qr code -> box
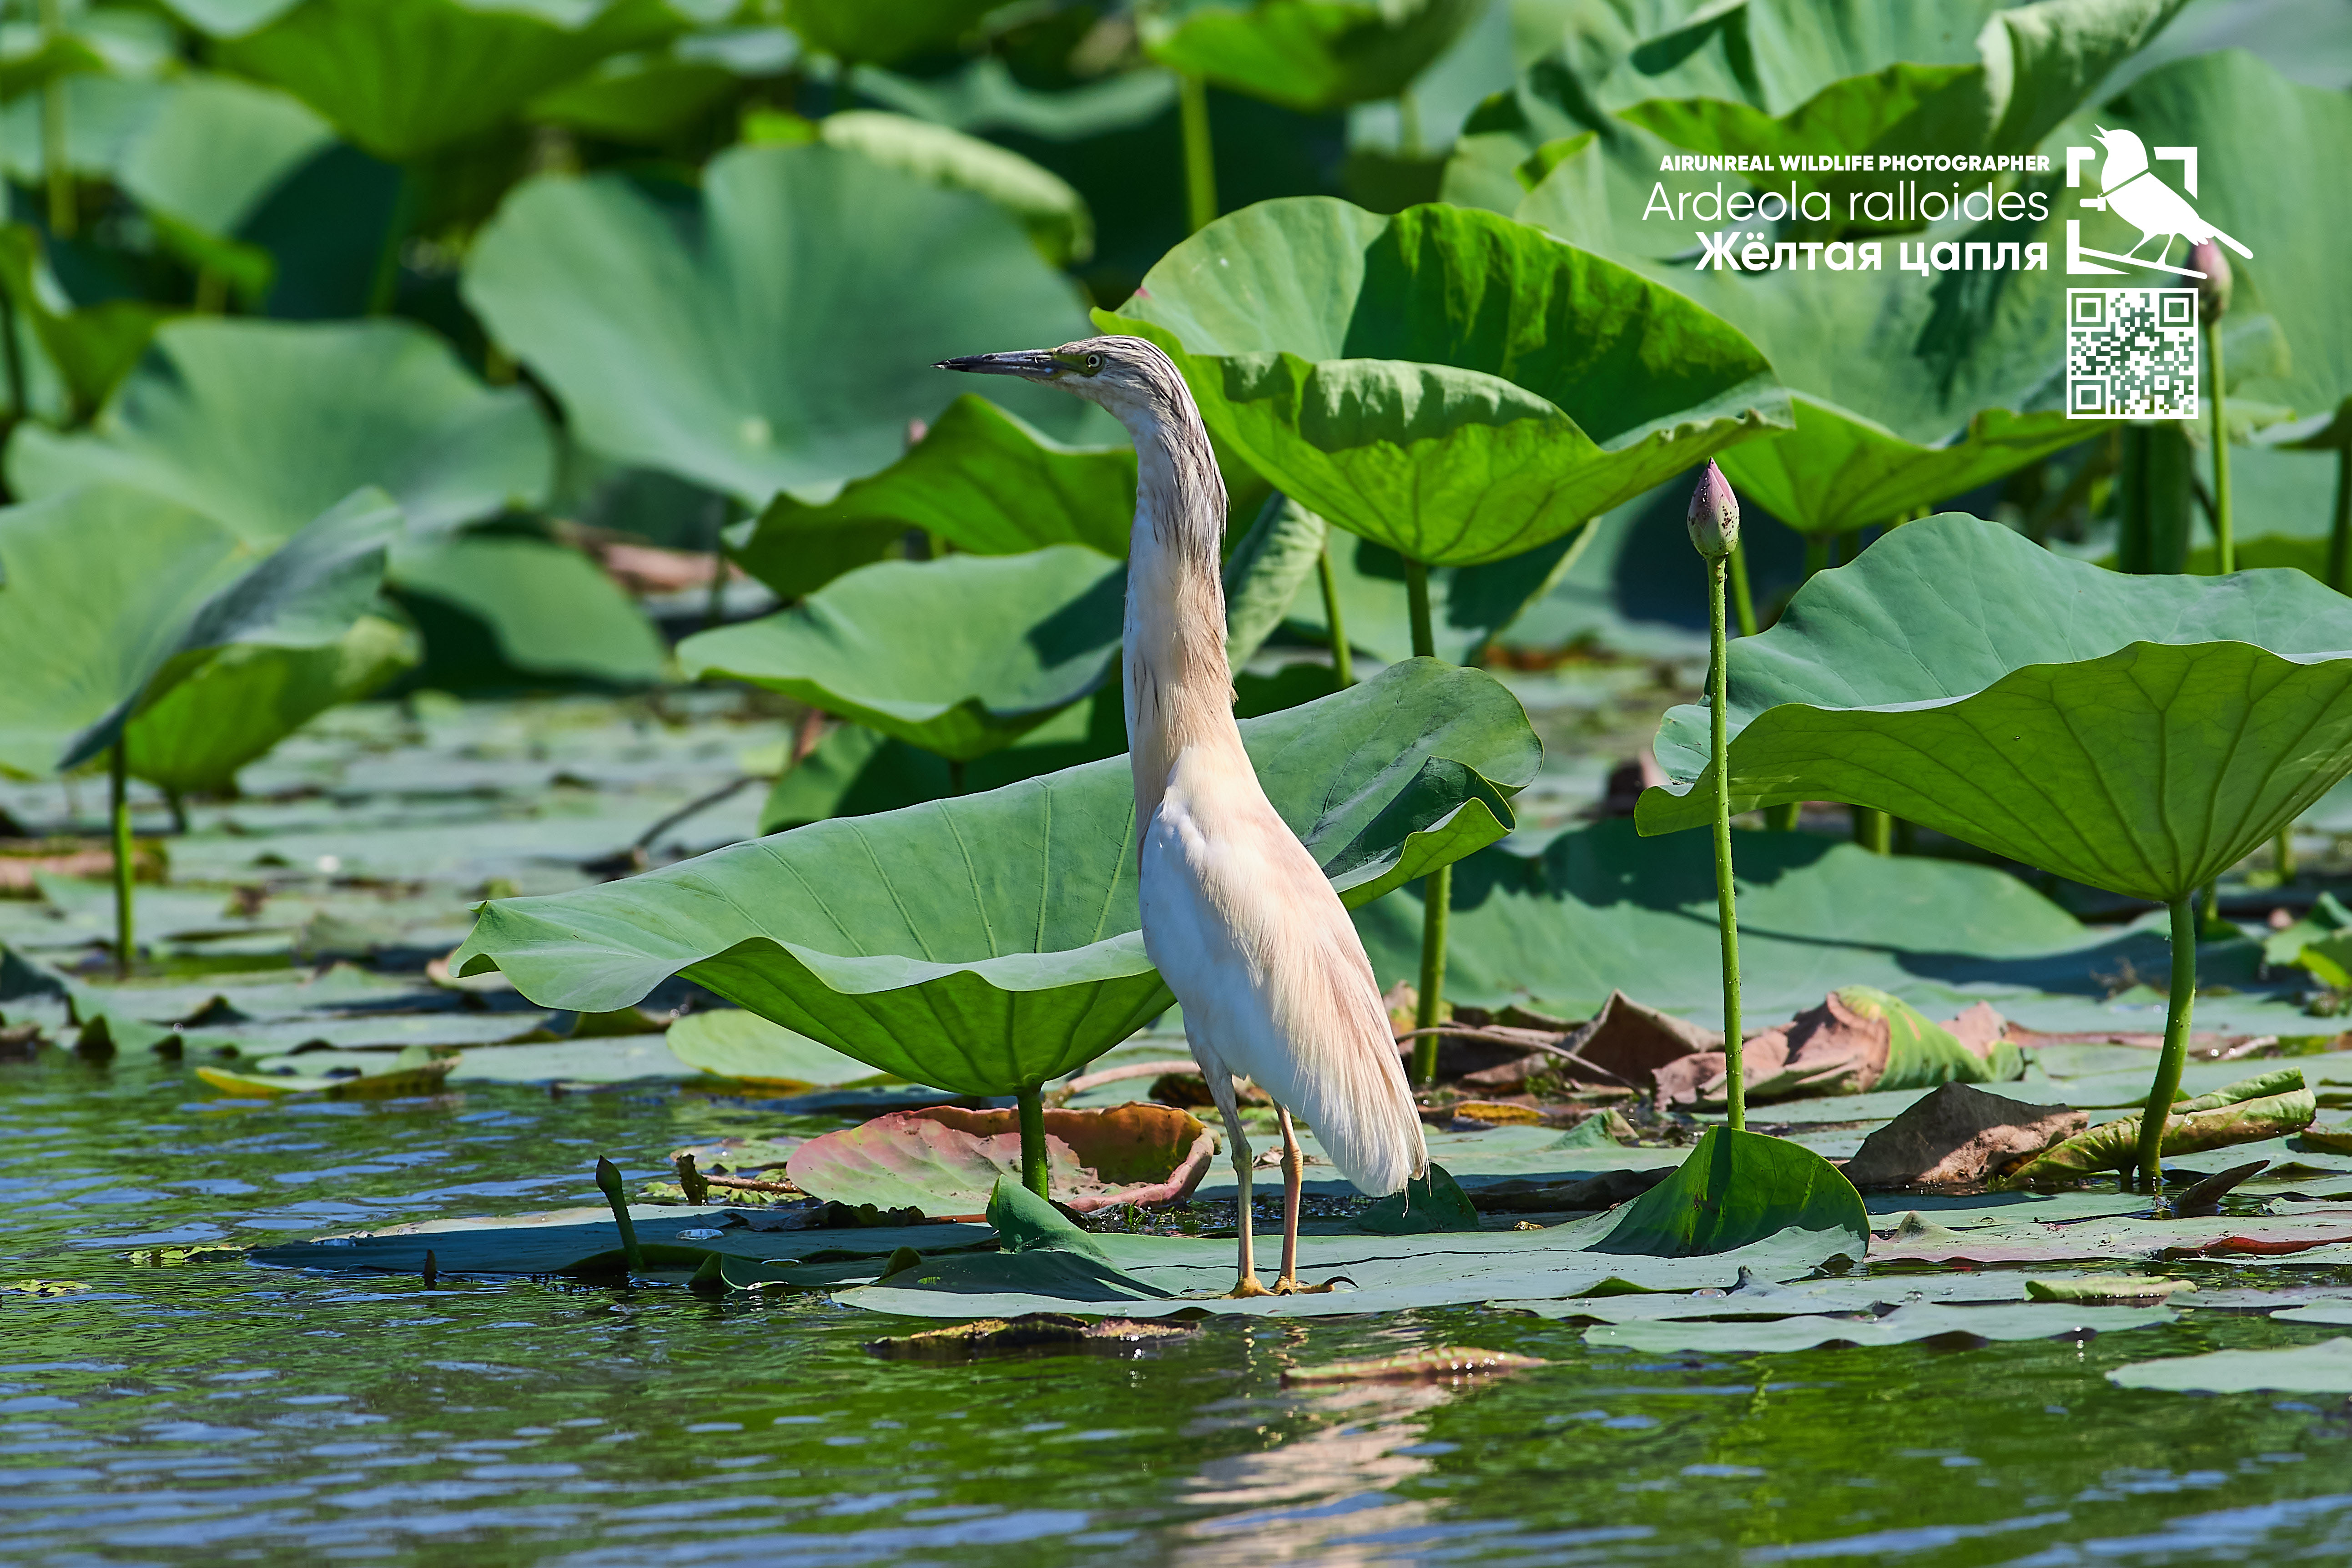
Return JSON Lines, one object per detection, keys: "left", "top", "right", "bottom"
{"left": 2066, "top": 288, "right": 2198, "bottom": 419}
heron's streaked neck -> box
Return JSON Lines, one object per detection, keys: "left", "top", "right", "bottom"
{"left": 1113, "top": 395, "right": 1240, "bottom": 830}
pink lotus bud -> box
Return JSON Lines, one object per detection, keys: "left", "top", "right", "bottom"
{"left": 2188, "top": 241, "right": 2230, "bottom": 319}
{"left": 1687, "top": 459, "right": 1740, "bottom": 558}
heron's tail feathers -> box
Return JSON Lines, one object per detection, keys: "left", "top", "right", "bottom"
{"left": 1271, "top": 937, "right": 1428, "bottom": 1199}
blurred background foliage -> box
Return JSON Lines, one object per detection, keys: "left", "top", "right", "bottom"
{"left": 0, "top": 0, "right": 2342, "bottom": 817}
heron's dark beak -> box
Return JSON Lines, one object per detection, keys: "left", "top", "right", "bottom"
{"left": 935, "top": 349, "right": 1060, "bottom": 381}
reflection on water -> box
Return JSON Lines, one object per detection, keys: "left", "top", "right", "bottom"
{"left": 1176, "top": 1367, "right": 1456, "bottom": 1567}
{"left": 1, "top": 1052, "right": 2349, "bottom": 1565}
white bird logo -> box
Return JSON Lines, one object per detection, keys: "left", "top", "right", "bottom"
{"left": 2082, "top": 126, "right": 2251, "bottom": 272}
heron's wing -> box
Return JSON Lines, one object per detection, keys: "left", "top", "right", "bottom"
{"left": 1138, "top": 750, "right": 1426, "bottom": 1196}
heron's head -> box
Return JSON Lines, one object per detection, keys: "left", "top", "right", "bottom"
{"left": 936, "top": 334, "right": 1184, "bottom": 422}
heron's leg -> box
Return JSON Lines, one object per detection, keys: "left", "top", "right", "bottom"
{"left": 1273, "top": 1105, "right": 1304, "bottom": 1292}
{"left": 1206, "top": 1072, "right": 1269, "bottom": 1298}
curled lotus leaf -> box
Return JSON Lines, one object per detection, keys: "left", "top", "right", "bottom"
{"left": 786, "top": 1103, "right": 1215, "bottom": 1217}
{"left": 1637, "top": 515, "right": 2352, "bottom": 904}
{"left": 1139, "top": 0, "right": 1480, "bottom": 114}
{"left": 1103, "top": 197, "right": 1789, "bottom": 567}
{"left": 450, "top": 659, "right": 1539, "bottom": 1095}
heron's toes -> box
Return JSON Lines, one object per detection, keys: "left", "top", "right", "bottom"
{"left": 1271, "top": 1276, "right": 1340, "bottom": 1296}
{"left": 1224, "top": 1276, "right": 1274, "bottom": 1299}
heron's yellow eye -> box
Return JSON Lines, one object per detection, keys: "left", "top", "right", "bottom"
{"left": 1084, "top": 353, "right": 1103, "bottom": 373}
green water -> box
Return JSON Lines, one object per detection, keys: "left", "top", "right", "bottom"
{"left": 5, "top": 1054, "right": 2350, "bottom": 1566}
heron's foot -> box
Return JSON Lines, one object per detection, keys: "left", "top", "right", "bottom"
{"left": 1224, "top": 1275, "right": 1274, "bottom": 1300}
{"left": 1272, "top": 1275, "right": 1341, "bottom": 1295}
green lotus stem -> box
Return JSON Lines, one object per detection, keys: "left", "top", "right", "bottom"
{"left": 1016, "top": 1084, "right": 1049, "bottom": 1199}
{"left": 2329, "top": 437, "right": 2351, "bottom": 594}
{"left": 1802, "top": 534, "right": 1828, "bottom": 580}
{"left": 1316, "top": 542, "right": 1353, "bottom": 686}
{"left": 1413, "top": 867, "right": 1450, "bottom": 1086}
{"left": 109, "top": 743, "right": 132, "bottom": 978}
{"left": 2135, "top": 896, "right": 2197, "bottom": 1193}
{"left": 593, "top": 1156, "right": 644, "bottom": 1274}
{"left": 1178, "top": 74, "right": 1216, "bottom": 235}
{"left": 2276, "top": 827, "right": 2296, "bottom": 882}
{"left": 947, "top": 758, "right": 966, "bottom": 796}
{"left": 365, "top": 168, "right": 417, "bottom": 317}
{"left": 1765, "top": 802, "right": 1800, "bottom": 831}
{"left": 2206, "top": 318, "right": 2231, "bottom": 573}
{"left": 1853, "top": 807, "right": 1890, "bottom": 854}
{"left": 0, "top": 290, "right": 25, "bottom": 423}
{"left": 1727, "top": 540, "right": 1758, "bottom": 637}
{"left": 37, "top": 0, "right": 70, "bottom": 238}
{"left": 1397, "top": 90, "right": 1423, "bottom": 159}
{"left": 1708, "top": 554, "right": 1744, "bottom": 1131}
{"left": 1403, "top": 555, "right": 1447, "bottom": 1084}
{"left": 2201, "top": 877, "right": 2224, "bottom": 937}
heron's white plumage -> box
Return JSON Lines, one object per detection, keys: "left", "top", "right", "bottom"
{"left": 938, "top": 332, "right": 1428, "bottom": 1286}
{"left": 1139, "top": 741, "right": 1427, "bottom": 1195}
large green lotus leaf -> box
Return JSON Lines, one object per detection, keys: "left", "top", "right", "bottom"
{"left": 116, "top": 74, "right": 332, "bottom": 238}
{"left": 180, "top": 0, "right": 685, "bottom": 162}
{"left": 745, "top": 506, "right": 1325, "bottom": 812}
{"left": 1353, "top": 817, "right": 2098, "bottom": 1025}
{"left": 463, "top": 143, "right": 1099, "bottom": 509}
{"left": 0, "top": 485, "right": 401, "bottom": 778}
{"left": 7, "top": 318, "right": 553, "bottom": 546}
{"left": 1635, "top": 516, "right": 2352, "bottom": 903}
{"left": 1284, "top": 525, "right": 1586, "bottom": 664}
{"left": 1712, "top": 394, "right": 2087, "bottom": 542}
{"left": 680, "top": 546, "right": 1123, "bottom": 762}
{"left": 451, "top": 659, "right": 1539, "bottom": 1093}
{"left": 1510, "top": 135, "right": 2096, "bottom": 535}
{"left": 780, "top": 0, "right": 1001, "bottom": 66}
{"left": 1102, "top": 197, "right": 1788, "bottom": 567}
{"left": 725, "top": 393, "right": 1133, "bottom": 600}
{"left": 0, "top": 227, "right": 172, "bottom": 421}
{"left": 814, "top": 111, "right": 1093, "bottom": 268}
{"left": 124, "top": 614, "right": 418, "bottom": 795}
{"left": 1139, "top": 0, "right": 1480, "bottom": 113}
{"left": 2101, "top": 52, "right": 2352, "bottom": 435}
{"left": 389, "top": 534, "right": 667, "bottom": 687}
{"left": 856, "top": 55, "right": 1179, "bottom": 141}
{"left": 1607, "top": 0, "right": 2184, "bottom": 205}
{"left": 760, "top": 691, "right": 1130, "bottom": 832}
{"left": 525, "top": 23, "right": 796, "bottom": 143}
{"left": 1589, "top": 1126, "right": 1867, "bottom": 1258}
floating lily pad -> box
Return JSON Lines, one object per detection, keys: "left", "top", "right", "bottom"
{"left": 679, "top": 546, "right": 1123, "bottom": 761}
{"left": 1637, "top": 516, "right": 2352, "bottom": 904}
{"left": 1589, "top": 1301, "right": 2177, "bottom": 1355}
{"left": 665, "top": 1009, "right": 882, "bottom": 1088}
{"left": 1102, "top": 197, "right": 1788, "bottom": 567}
{"left": 452, "top": 659, "right": 1536, "bottom": 1094}
{"left": 464, "top": 142, "right": 1099, "bottom": 507}
{"left": 2108, "top": 1336, "right": 2352, "bottom": 1394}
{"left": 196, "top": 1046, "right": 456, "bottom": 1099}
{"left": 786, "top": 1104, "right": 1214, "bottom": 1217}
